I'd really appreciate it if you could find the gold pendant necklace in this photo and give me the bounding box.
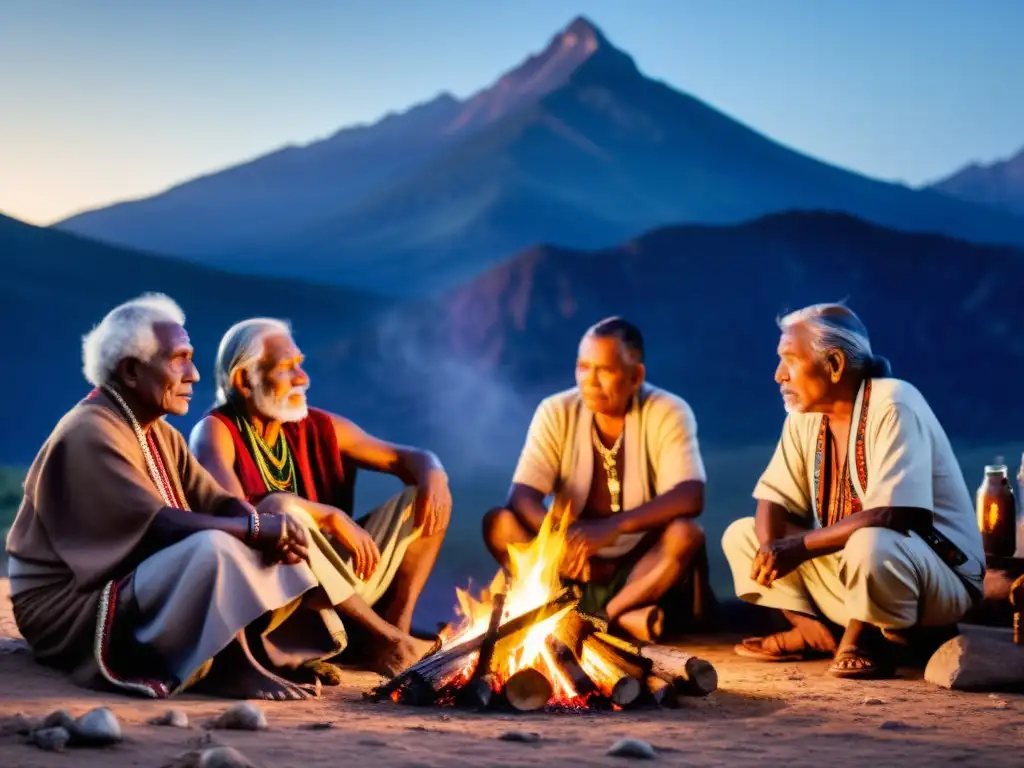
[592,422,624,513]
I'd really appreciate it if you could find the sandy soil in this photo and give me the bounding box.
[1,578,1023,767]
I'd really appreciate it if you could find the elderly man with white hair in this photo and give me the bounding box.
[5,293,346,701]
[722,302,985,679]
[189,317,451,677]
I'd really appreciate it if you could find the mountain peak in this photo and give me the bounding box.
[441,16,631,135]
[560,15,607,50]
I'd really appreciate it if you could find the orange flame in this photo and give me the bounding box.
[441,511,589,703]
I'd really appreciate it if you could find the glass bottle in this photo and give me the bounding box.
[1017,453,1024,557]
[977,460,1017,558]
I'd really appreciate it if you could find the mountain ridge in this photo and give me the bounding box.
[928,145,1024,217]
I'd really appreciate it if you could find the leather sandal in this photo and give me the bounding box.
[733,628,832,662]
[827,646,895,679]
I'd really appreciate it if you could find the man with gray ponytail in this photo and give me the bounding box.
[722,302,985,679]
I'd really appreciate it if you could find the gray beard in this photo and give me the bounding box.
[252,385,308,423]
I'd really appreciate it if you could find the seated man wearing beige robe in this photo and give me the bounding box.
[722,303,985,679]
[189,317,451,676]
[483,317,714,642]
[5,294,345,701]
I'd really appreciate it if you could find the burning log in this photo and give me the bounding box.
[366,590,576,702]
[596,633,717,697]
[644,675,679,708]
[503,668,553,711]
[580,635,644,708]
[454,592,506,709]
[545,635,600,703]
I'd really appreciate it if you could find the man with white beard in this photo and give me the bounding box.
[190,318,452,677]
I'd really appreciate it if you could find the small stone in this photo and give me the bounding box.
[863,697,884,706]
[880,720,909,730]
[299,721,334,730]
[607,738,657,759]
[0,713,40,736]
[32,726,71,752]
[208,703,267,731]
[166,746,259,768]
[988,698,1009,710]
[42,708,75,731]
[151,709,190,728]
[71,706,122,745]
[499,730,541,743]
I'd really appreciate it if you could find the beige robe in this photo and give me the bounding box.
[723,378,985,628]
[512,382,706,557]
[5,391,342,696]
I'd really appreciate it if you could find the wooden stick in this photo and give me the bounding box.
[555,610,598,656]
[577,611,609,634]
[580,636,644,708]
[454,593,506,708]
[595,632,717,697]
[644,674,679,708]
[637,644,718,697]
[546,635,600,701]
[503,668,553,712]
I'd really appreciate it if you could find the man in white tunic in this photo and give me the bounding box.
[722,303,985,678]
[483,317,715,642]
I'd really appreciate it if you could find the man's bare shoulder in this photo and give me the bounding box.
[188,413,235,456]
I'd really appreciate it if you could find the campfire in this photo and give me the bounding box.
[367,515,718,712]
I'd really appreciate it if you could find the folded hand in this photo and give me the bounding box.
[750,535,807,587]
[323,512,380,581]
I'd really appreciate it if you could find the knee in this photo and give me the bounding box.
[844,527,902,574]
[721,516,757,561]
[660,518,704,558]
[185,530,247,575]
[482,506,517,548]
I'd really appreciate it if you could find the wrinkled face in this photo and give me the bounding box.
[775,325,834,414]
[575,334,644,416]
[250,332,309,423]
[129,322,198,417]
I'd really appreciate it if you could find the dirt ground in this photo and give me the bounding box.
[2,578,1023,767]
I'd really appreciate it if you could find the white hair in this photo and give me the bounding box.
[214,317,292,405]
[778,301,890,376]
[82,293,186,387]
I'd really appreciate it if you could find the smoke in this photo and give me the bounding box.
[364,308,543,485]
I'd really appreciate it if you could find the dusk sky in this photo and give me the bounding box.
[2,0,1021,226]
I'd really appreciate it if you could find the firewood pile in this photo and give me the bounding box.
[366,590,718,712]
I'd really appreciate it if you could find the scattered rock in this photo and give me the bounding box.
[207,703,267,731]
[863,697,885,706]
[925,634,1024,691]
[607,738,657,759]
[42,708,75,732]
[151,709,190,728]
[299,721,334,730]
[879,720,909,730]
[0,712,40,736]
[32,726,71,752]
[987,697,1009,710]
[166,745,259,768]
[499,730,541,743]
[71,706,122,745]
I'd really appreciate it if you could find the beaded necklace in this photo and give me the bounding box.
[102,386,189,511]
[233,407,297,493]
[591,422,624,513]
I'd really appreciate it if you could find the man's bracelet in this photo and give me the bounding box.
[247,511,261,541]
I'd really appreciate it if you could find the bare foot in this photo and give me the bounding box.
[196,635,317,701]
[366,635,436,678]
[199,662,314,701]
[615,605,664,643]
